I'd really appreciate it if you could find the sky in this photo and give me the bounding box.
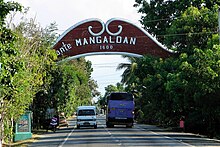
[10,0,142,96]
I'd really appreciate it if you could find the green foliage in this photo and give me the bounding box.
[129,0,220,137]
[0,1,99,143]
[0,2,59,142]
[117,56,140,86]
[165,6,218,53]
[121,43,220,131]
[98,82,125,108]
[134,0,219,43]
[46,59,96,118]
[0,0,22,26]
[0,0,25,143]
[14,16,98,130]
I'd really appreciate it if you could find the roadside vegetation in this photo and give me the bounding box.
[99,0,220,139]
[113,0,220,138]
[0,0,99,145]
[1,0,220,145]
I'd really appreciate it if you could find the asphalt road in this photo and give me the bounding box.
[28,115,220,147]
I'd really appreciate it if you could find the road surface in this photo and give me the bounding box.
[28,115,220,147]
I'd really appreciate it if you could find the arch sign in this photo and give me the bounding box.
[53,18,174,60]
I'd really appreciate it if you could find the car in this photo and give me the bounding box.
[76,106,97,129]
[59,116,69,128]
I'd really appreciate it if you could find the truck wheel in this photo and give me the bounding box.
[106,122,113,128]
[106,122,109,128]
[107,124,114,128]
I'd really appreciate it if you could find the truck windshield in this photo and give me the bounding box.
[78,109,95,116]
[109,93,133,101]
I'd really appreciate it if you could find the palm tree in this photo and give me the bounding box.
[116,56,139,86]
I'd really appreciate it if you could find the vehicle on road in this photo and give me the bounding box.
[59,115,69,128]
[49,116,58,132]
[76,106,97,129]
[106,92,135,128]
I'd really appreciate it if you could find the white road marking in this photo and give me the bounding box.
[102,123,122,145]
[58,127,76,147]
[136,125,194,147]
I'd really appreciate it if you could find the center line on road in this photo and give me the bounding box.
[102,124,122,146]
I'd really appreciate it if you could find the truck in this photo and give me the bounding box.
[106,92,135,128]
[76,106,97,129]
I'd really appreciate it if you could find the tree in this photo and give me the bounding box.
[13,15,58,131]
[134,0,219,44]
[0,1,99,144]
[97,82,125,108]
[117,56,140,93]
[0,0,23,144]
[164,6,218,53]
[44,58,97,120]
[126,55,177,125]
[1,4,58,143]
[14,15,99,129]
[131,0,220,137]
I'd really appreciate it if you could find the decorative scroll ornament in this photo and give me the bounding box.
[88,19,123,36]
[88,20,105,36]
[106,20,123,36]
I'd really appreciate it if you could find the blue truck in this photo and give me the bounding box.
[106,92,135,128]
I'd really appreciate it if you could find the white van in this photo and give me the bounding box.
[76,106,97,129]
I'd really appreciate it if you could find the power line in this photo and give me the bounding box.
[92,72,123,78]
[53,9,218,39]
[98,81,121,85]
[92,62,128,65]
[54,9,216,32]
[92,66,119,68]
[92,76,122,80]
[157,31,218,37]
[56,27,218,41]
[142,10,216,24]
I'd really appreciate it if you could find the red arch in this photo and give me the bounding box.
[53,18,175,59]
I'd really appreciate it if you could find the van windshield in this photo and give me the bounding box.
[78,109,95,116]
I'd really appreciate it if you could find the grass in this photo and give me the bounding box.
[3,129,46,147]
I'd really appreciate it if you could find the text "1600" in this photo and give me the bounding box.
[100,45,113,50]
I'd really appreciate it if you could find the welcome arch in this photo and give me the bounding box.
[53,18,175,60]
